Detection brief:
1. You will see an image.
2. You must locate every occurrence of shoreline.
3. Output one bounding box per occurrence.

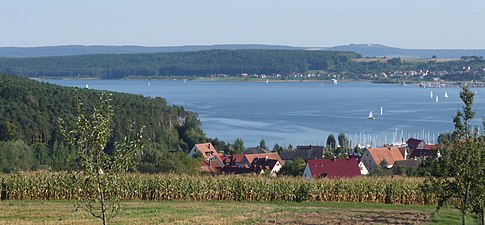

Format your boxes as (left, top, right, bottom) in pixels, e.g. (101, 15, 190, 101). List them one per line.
(38, 76, 373, 84)
(36, 77, 479, 87)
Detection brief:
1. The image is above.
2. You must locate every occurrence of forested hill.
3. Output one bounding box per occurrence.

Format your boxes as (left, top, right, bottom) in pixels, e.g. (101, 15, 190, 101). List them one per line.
(0, 74, 206, 172)
(2, 44, 485, 59)
(0, 44, 302, 58)
(0, 49, 360, 78)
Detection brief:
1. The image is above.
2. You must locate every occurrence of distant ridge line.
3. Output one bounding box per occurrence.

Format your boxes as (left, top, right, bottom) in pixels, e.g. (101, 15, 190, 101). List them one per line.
(1, 43, 485, 58)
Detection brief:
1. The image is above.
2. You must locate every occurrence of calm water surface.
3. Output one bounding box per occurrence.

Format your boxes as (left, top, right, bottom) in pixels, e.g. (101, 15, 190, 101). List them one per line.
(44, 80, 485, 147)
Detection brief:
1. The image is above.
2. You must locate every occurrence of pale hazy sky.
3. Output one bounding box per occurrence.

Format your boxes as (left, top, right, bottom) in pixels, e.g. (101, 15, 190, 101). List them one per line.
(1, 0, 484, 49)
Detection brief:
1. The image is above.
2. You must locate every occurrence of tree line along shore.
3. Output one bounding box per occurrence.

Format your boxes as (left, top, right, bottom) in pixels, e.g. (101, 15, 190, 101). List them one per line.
(0, 49, 484, 82)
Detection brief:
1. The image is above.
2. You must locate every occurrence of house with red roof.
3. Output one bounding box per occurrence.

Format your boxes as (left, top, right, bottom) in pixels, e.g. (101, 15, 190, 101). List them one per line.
(409, 144, 440, 158)
(189, 143, 221, 160)
(361, 146, 404, 173)
(221, 152, 284, 176)
(189, 143, 285, 175)
(302, 158, 362, 179)
(199, 157, 225, 174)
(188, 143, 224, 173)
(406, 138, 426, 155)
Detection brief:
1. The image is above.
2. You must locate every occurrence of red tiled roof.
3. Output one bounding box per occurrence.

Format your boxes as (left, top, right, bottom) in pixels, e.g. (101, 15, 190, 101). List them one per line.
(220, 155, 228, 162)
(307, 158, 361, 178)
(398, 146, 407, 158)
(243, 152, 284, 166)
(223, 154, 246, 165)
(194, 143, 223, 162)
(223, 153, 284, 168)
(368, 146, 404, 166)
(199, 156, 224, 173)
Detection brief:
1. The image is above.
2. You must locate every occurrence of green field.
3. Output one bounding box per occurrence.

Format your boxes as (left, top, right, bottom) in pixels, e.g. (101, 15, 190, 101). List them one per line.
(0, 200, 478, 224)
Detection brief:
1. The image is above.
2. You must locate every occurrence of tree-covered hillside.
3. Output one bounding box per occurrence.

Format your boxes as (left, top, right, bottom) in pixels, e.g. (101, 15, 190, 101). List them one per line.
(0, 74, 206, 172)
(0, 49, 359, 78)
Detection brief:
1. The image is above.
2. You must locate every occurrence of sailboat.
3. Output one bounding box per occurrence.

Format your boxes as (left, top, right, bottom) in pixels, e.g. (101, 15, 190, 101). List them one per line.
(85, 84, 89, 89)
(266, 79, 269, 84)
(148, 81, 151, 86)
(380, 107, 383, 116)
(430, 91, 433, 99)
(368, 111, 375, 120)
(444, 92, 448, 100)
(435, 96, 439, 102)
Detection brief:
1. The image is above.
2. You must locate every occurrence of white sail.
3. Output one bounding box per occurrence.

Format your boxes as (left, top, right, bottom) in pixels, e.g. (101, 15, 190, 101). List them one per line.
(368, 111, 375, 120)
(266, 79, 269, 84)
(85, 84, 89, 89)
(444, 92, 448, 99)
(436, 96, 439, 102)
(430, 91, 433, 98)
(380, 107, 383, 115)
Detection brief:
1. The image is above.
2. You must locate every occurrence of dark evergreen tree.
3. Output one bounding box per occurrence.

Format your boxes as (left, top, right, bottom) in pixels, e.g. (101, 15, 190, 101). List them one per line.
(259, 139, 267, 149)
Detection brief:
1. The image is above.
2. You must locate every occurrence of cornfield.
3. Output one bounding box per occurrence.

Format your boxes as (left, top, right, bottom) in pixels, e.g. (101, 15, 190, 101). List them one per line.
(0, 172, 436, 204)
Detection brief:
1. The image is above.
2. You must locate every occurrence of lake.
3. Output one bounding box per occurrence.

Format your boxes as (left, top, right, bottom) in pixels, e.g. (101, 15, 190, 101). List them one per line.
(43, 79, 485, 148)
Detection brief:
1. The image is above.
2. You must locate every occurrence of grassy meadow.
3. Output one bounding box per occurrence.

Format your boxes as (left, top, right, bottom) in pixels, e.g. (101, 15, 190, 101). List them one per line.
(0, 200, 478, 224)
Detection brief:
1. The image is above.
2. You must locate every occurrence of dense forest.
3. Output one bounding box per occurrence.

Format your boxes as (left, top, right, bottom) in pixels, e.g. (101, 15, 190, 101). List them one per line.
(1, 49, 485, 81)
(0, 49, 359, 78)
(0, 74, 206, 173)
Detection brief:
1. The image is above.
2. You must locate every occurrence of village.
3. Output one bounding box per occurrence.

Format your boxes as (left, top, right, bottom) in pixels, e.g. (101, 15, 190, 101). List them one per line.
(207, 57, 485, 84)
(188, 137, 440, 178)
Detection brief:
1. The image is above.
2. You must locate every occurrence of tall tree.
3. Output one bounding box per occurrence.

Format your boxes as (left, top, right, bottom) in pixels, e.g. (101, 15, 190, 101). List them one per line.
(338, 133, 349, 151)
(233, 138, 245, 154)
(60, 92, 143, 225)
(431, 86, 485, 225)
(326, 134, 336, 152)
(272, 143, 284, 153)
(259, 139, 267, 150)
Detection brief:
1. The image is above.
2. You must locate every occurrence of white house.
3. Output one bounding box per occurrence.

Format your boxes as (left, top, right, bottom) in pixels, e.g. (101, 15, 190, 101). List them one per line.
(360, 146, 404, 173)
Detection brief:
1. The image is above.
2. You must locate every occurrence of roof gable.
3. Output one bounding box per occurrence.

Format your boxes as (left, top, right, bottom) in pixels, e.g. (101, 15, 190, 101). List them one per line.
(199, 156, 224, 173)
(252, 158, 280, 172)
(194, 142, 223, 163)
(244, 152, 284, 166)
(222, 154, 246, 165)
(406, 138, 425, 149)
(367, 147, 405, 166)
